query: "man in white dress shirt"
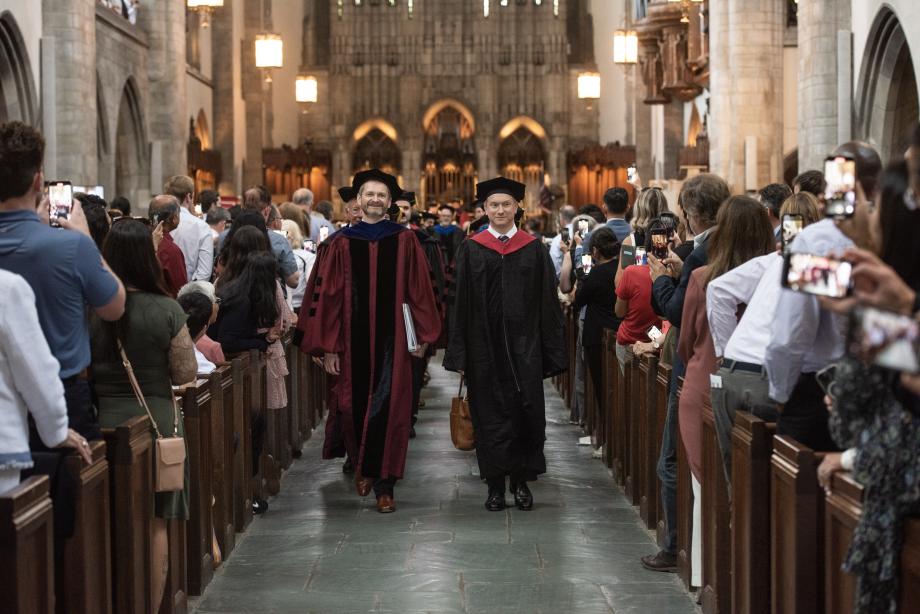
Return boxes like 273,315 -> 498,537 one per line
763,142 -> 881,452
164,175 -> 215,281
706,194 -> 821,486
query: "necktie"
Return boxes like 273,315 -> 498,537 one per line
498,235 -> 509,243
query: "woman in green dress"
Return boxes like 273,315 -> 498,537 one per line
90,219 -> 198,613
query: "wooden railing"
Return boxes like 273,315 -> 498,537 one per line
0,338 -> 326,614
564,321 -> 919,614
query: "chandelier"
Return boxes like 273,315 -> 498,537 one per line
667,0 -> 703,24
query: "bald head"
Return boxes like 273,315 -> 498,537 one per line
559,205 -> 576,225
148,194 -> 181,230
292,188 -> 314,210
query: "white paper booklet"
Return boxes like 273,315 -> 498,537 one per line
403,303 -> 418,352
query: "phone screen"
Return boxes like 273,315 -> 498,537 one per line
650,231 -> 669,259
848,306 -> 920,374
627,165 -> 637,183
781,214 -> 804,250
577,220 -> 589,238
48,181 -> 73,223
647,325 -> 663,343
824,156 -> 857,218
303,240 -> 317,253
560,228 -> 570,244
782,252 -> 853,298
635,246 -> 648,266
319,226 -> 330,242
581,254 -> 593,274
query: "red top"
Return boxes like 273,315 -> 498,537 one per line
196,334 -> 226,365
615,264 -> 662,345
157,233 -> 188,298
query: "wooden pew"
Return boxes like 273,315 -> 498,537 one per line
824,471 -> 863,614
770,435 -> 825,614
259,347 -> 286,496
700,402 -> 731,614
287,340 -> 305,459
159,519 -> 187,614
639,354 -> 661,531
626,347 -> 642,506
103,416 -> 154,614
612,345 -> 628,487
900,517 -> 920,612
0,475 -> 54,614
234,353 -> 254,531
655,362 -> 672,547
584,344 -> 598,448
210,366 -> 235,558
730,412 -> 775,614
59,441 -> 112,614
181,379 -> 213,595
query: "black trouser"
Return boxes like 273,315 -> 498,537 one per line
410,355 -> 426,427
63,377 -> 101,441
584,343 -> 604,414
776,372 -> 840,452
373,477 -> 396,497
251,409 -> 266,477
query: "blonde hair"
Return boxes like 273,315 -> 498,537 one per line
163,175 -> 195,203
279,201 -> 307,237
281,219 -> 303,250
631,188 -> 669,232
779,192 -> 821,227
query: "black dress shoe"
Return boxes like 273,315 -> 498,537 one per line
512,482 -> 533,510
252,498 -> 268,515
409,426 -> 417,439
485,490 -> 506,512
342,458 -> 354,474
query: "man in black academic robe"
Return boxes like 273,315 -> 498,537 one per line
395,191 -> 447,436
443,177 -> 567,512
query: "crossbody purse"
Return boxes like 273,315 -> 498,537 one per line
117,340 -> 186,492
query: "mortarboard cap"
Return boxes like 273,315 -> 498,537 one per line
475,177 -> 526,203
338,186 -> 356,202
421,211 -> 438,221
352,169 -> 400,199
397,191 -> 416,205
469,215 -> 490,234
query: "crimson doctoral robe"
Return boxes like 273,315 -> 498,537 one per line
296,220 -> 441,480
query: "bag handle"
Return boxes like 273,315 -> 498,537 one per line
457,375 -> 465,399
117,339 -> 180,439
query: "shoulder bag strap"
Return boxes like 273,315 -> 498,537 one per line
117,339 -> 173,439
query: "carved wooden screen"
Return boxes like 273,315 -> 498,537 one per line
498,127 -> 545,209
353,128 -> 400,177
422,106 -> 477,206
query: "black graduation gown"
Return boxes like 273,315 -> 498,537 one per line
443,230 -> 567,481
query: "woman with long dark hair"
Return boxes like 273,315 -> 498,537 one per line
90,219 -> 197,613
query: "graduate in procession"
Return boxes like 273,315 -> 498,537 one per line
393,191 -> 448,437
443,177 -> 567,512
296,169 -> 441,513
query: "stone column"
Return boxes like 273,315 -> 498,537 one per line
146,0 -> 188,186
242,0 -> 266,188
797,0 -> 852,172
663,98 -> 683,180
212,0 -> 237,194
42,0 -> 97,185
709,0 -> 785,191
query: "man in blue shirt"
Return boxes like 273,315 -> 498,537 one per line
577,187 -> 632,262
0,121 -> 125,439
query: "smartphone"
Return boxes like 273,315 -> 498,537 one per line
782,252 -> 853,298
635,246 -> 648,266
627,165 -> 637,183
581,254 -> 593,275
781,214 -> 804,251
303,239 -> 317,253
577,220 -> 590,239
847,306 -> 920,374
47,181 -> 73,225
824,155 -> 857,218
650,230 -> 669,259
647,325 -> 663,344
560,228 -> 570,244
815,364 -> 839,400
319,226 -> 330,242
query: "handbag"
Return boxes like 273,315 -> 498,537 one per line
449,377 -> 475,451
118,340 -> 186,492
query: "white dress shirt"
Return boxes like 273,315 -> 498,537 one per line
172,207 -> 215,281
763,219 -> 854,403
707,252 -> 782,363
549,223 -> 573,278
487,224 -> 518,240
0,271 -> 69,471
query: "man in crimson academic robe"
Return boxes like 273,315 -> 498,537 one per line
443,177 -> 567,512
297,169 -> 441,513
394,190 -> 447,437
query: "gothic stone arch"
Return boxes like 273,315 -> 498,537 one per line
352,119 -> 400,178
422,100 -> 478,206
114,78 -> 149,205
0,11 -> 37,125
498,116 -> 548,209
856,6 -> 920,164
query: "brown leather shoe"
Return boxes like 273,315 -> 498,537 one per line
640,550 -> 677,573
355,474 -> 373,497
376,494 -> 395,513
